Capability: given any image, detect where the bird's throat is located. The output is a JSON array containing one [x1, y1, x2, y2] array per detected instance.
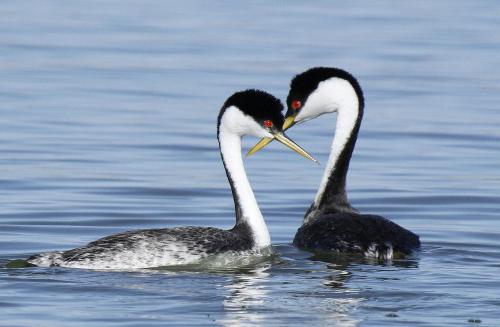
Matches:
[[312, 99, 363, 216]]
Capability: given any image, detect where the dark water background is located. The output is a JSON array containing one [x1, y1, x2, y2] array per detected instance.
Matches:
[[1, 1, 500, 326]]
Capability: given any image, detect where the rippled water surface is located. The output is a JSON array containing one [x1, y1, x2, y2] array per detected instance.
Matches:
[[1, 1, 500, 326]]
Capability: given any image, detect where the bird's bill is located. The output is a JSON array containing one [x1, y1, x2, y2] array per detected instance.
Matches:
[[245, 137, 273, 157], [245, 112, 298, 157], [272, 132, 318, 164], [282, 113, 297, 130]]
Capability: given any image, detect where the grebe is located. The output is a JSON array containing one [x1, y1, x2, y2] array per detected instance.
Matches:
[[248, 68, 420, 259], [26, 89, 316, 269]]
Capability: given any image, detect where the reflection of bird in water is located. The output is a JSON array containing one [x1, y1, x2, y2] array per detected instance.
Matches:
[[248, 68, 420, 259], [320, 263, 361, 327], [219, 265, 271, 327], [323, 268, 352, 289], [24, 90, 316, 269]]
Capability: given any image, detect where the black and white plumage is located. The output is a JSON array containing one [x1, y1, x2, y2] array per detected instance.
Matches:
[[288, 68, 420, 259], [27, 90, 313, 269], [28, 225, 256, 269], [248, 68, 420, 259]]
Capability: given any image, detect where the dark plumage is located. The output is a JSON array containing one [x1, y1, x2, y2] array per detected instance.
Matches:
[[293, 213, 420, 259], [287, 67, 420, 258]]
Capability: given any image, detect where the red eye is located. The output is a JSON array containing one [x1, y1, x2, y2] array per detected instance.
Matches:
[[291, 100, 302, 110], [263, 120, 273, 128]]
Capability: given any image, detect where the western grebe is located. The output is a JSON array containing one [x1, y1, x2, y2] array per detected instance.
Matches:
[[26, 89, 316, 269], [248, 68, 420, 259]]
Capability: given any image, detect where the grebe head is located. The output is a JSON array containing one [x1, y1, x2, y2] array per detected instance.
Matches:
[[246, 68, 364, 157], [283, 67, 364, 129], [218, 89, 317, 162], [219, 89, 285, 138]]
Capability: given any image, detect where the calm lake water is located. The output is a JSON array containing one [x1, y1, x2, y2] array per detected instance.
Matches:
[[1, 1, 500, 326]]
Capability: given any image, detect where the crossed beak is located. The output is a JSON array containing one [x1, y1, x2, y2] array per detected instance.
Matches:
[[246, 112, 302, 158], [269, 130, 317, 163]]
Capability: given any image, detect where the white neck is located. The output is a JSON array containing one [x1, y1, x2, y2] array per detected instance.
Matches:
[[218, 109, 271, 248], [312, 79, 360, 206]]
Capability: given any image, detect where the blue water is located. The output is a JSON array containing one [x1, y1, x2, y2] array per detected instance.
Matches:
[[1, 1, 500, 326]]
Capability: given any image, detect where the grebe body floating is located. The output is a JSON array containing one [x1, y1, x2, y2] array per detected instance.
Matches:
[[27, 90, 316, 269], [248, 68, 420, 259]]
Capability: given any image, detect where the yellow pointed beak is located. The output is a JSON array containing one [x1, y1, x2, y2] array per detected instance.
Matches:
[[245, 137, 273, 157], [245, 113, 298, 157], [273, 132, 318, 163], [282, 114, 297, 130]]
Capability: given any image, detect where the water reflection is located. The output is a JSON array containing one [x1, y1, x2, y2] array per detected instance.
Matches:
[[319, 297, 362, 327], [308, 251, 420, 269], [320, 268, 361, 327], [219, 264, 270, 326], [323, 268, 352, 289], [281, 246, 421, 326]]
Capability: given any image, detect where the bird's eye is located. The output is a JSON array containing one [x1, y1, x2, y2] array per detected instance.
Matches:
[[291, 100, 302, 110], [263, 120, 273, 128]]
